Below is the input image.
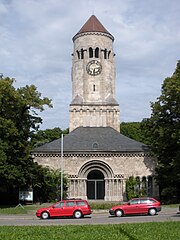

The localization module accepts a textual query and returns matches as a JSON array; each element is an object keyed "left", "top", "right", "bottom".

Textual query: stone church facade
[{"left": 32, "top": 15, "right": 159, "bottom": 201}]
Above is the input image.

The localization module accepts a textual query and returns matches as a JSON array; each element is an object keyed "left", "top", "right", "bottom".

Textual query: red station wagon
[
  {"left": 36, "top": 199, "right": 92, "bottom": 219},
  {"left": 109, "top": 197, "right": 161, "bottom": 217}
]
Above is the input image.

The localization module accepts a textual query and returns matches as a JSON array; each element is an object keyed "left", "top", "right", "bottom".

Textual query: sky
[{"left": 1, "top": 0, "right": 180, "bottom": 130}]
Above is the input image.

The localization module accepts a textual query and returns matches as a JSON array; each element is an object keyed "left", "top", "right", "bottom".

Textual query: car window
[
  {"left": 148, "top": 199, "right": 156, "bottom": 203},
  {"left": 66, "top": 201, "right": 76, "bottom": 207},
  {"left": 54, "top": 202, "right": 64, "bottom": 208},
  {"left": 130, "top": 199, "right": 139, "bottom": 205},
  {"left": 140, "top": 199, "right": 148, "bottom": 204},
  {"left": 76, "top": 201, "right": 86, "bottom": 206}
]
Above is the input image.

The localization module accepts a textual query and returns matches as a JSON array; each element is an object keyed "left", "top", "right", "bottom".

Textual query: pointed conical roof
[
  {"left": 73, "top": 15, "right": 114, "bottom": 41},
  {"left": 78, "top": 15, "right": 110, "bottom": 34}
]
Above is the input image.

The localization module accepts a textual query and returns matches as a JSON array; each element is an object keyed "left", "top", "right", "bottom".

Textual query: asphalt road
[{"left": 0, "top": 208, "right": 179, "bottom": 226}]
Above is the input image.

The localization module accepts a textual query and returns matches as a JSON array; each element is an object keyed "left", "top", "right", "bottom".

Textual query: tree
[
  {"left": 141, "top": 61, "right": 180, "bottom": 202},
  {"left": 126, "top": 176, "right": 147, "bottom": 200},
  {"left": 30, "top": 127, "right": 69, "bottom": 148},
  {"left": 0, "top": 77, "right": 53, "bottom": 203},
  {"left": 120, "top": 122, "right": 148, "bottom": 144},
  {"left": 32, "top": 165, "right": 69, "bottom": 202}
]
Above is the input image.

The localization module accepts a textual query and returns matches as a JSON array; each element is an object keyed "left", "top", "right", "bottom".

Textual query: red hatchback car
[
  {"left": 109, "top": 197, "right": 161, "bottom": 217},
  {"left": 36, "top": 199, "right": 92, "bottom": 219}
]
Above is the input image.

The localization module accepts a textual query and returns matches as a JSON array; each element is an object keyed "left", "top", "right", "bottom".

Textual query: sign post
[{"left": 61, "top": 134, "right": 64, "bottom": 200}]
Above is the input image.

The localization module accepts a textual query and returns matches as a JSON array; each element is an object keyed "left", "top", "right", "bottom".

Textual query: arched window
[
  {"left": 147, "top": 176, "right": 153, "bottom": 196},
  {"left": 93, "top": 84, "right": 96, "bottom": 92},
  {"left": 95, "top": 48, "right": 99, "bottom": 58},
  {"left": 142, "top": 177, "right": 147, "bottom": 195},
  {"left": 76, "top": 50, "right": 80, "bottom": 59},
  {"left": 89, "top": 47, "right": 93, "bottom": 58},
  {"left": 81, "top": 48, "right": 84, "bottom": 59},
  {"left": 104, "top": 49, "right": 107, "bottom": 59},
  {"left": 135, "top": 176, "right": 140, "bottom": 194},
  {"left": 108, "top": 50, "right": 111, "bottom": 59}
]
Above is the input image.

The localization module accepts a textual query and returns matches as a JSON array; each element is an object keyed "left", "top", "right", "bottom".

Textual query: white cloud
[{"left": 0, "top": 0, "right": 180, "bottom": 130}]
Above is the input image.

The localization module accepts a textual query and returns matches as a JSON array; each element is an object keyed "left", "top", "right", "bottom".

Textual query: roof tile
[
  {"left": 32, "top": 127, "right": 149, "bottom": 153},
  {"left": 77, "top": 15, "right": 110, "bottom": 34}
]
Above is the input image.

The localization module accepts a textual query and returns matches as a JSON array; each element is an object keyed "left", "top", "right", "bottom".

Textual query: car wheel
[
  {"left": 41, "top": 211, "right": 50, "bottom": 219},
  {"left": 148, "top": 208, "right": 157, "bottom": 216},
  {"left": 115, "top": 209, "right": 123, "bottom": 217},
  {"left": 74, "top": 210, "right": 82, "bottom": 219}
]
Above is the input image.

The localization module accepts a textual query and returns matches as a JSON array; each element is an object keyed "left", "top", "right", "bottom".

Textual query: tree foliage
[
  {"left": 32, "top": 166, "right": 69, "bottom": 202},
  {"left": 120, "top": 122, "right": 148, "bottom": 144},
  {"left": 126, "top": 176, "right": 147, "bottom": 200},
  {"left": 141, "top": 61, "right": 180, "bottom": 202},
  {"left": 30, "top": 127, "right": 69, "bottom": 148},
  {"left": 126, "top": 176, "right": 138, "bottom": 200},
  {"left": 0, "top": 77, "right": 54, "bottom": 203}
]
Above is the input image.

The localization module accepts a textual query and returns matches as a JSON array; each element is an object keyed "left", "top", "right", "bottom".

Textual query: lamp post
[{"left": 60, "top": 134, "right": 64, "bottom": 200}]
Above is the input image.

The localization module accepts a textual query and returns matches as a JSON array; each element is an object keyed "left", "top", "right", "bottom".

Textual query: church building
[{"left": 32, "top": 15, "right": 158, "bottom": 201}]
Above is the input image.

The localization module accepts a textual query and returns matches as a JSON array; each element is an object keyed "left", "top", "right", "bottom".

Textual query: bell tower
[{"left": 69, "top": 15, "right": 120, "bottom": 132}]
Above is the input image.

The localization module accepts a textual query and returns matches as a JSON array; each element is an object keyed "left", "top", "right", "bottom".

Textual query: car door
[
  {"left": 49, "top": 201, "right": 65, "bottom": 217},
  {"left": 63, "top": 201, "right": 76, "bottom": 216},
  {"left": 139, "top": 199, "right": 149, "bottom": 213},
  {"left": 125, "top": 199, "right": 140, "bottom": 214}
]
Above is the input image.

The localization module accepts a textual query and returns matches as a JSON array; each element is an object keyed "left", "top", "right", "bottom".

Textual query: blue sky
[{"left": 0, "top": 0, "right": 180, "bottom": 130}]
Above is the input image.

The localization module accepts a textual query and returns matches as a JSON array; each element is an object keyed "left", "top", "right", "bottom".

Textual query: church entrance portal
[{"left": 87, "top": 170, "right": 105, "bottom": 200}]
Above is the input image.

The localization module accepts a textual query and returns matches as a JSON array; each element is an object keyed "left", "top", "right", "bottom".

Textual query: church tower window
[
  {"left": 102, "top": 48, "right": 108, "bottom": 59},
  {"left": 93, "top": 84, "right": 96, "bottom": 91},
  {"left": 89, "top": 47, "right": 93, "bottom": 58},
  {"left": 76, "top": 50, "right": 80, "bottom": 59},
  {"left": 81, "top": 48, "right": 84, "bottom": 59},
  {"left": 95, "top": 48, "right": 99, "bottom": 58}
]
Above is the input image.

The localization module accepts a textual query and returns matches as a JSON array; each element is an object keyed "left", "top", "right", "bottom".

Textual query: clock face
[{"left": 86, "top": 60, "right": 102, "bottom": 76}]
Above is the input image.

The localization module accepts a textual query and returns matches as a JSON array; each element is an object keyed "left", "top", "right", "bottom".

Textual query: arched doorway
[{"left": 87, "top": 170, "right": 105, "bottom": 200}]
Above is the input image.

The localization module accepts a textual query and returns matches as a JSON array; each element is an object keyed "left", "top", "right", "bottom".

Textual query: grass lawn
[
  {"left": 0, "top": 222, "right": 179, "bottom": 240},
  {"left": 0, "top": 205, "right": 37, "bottom": 215}
]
